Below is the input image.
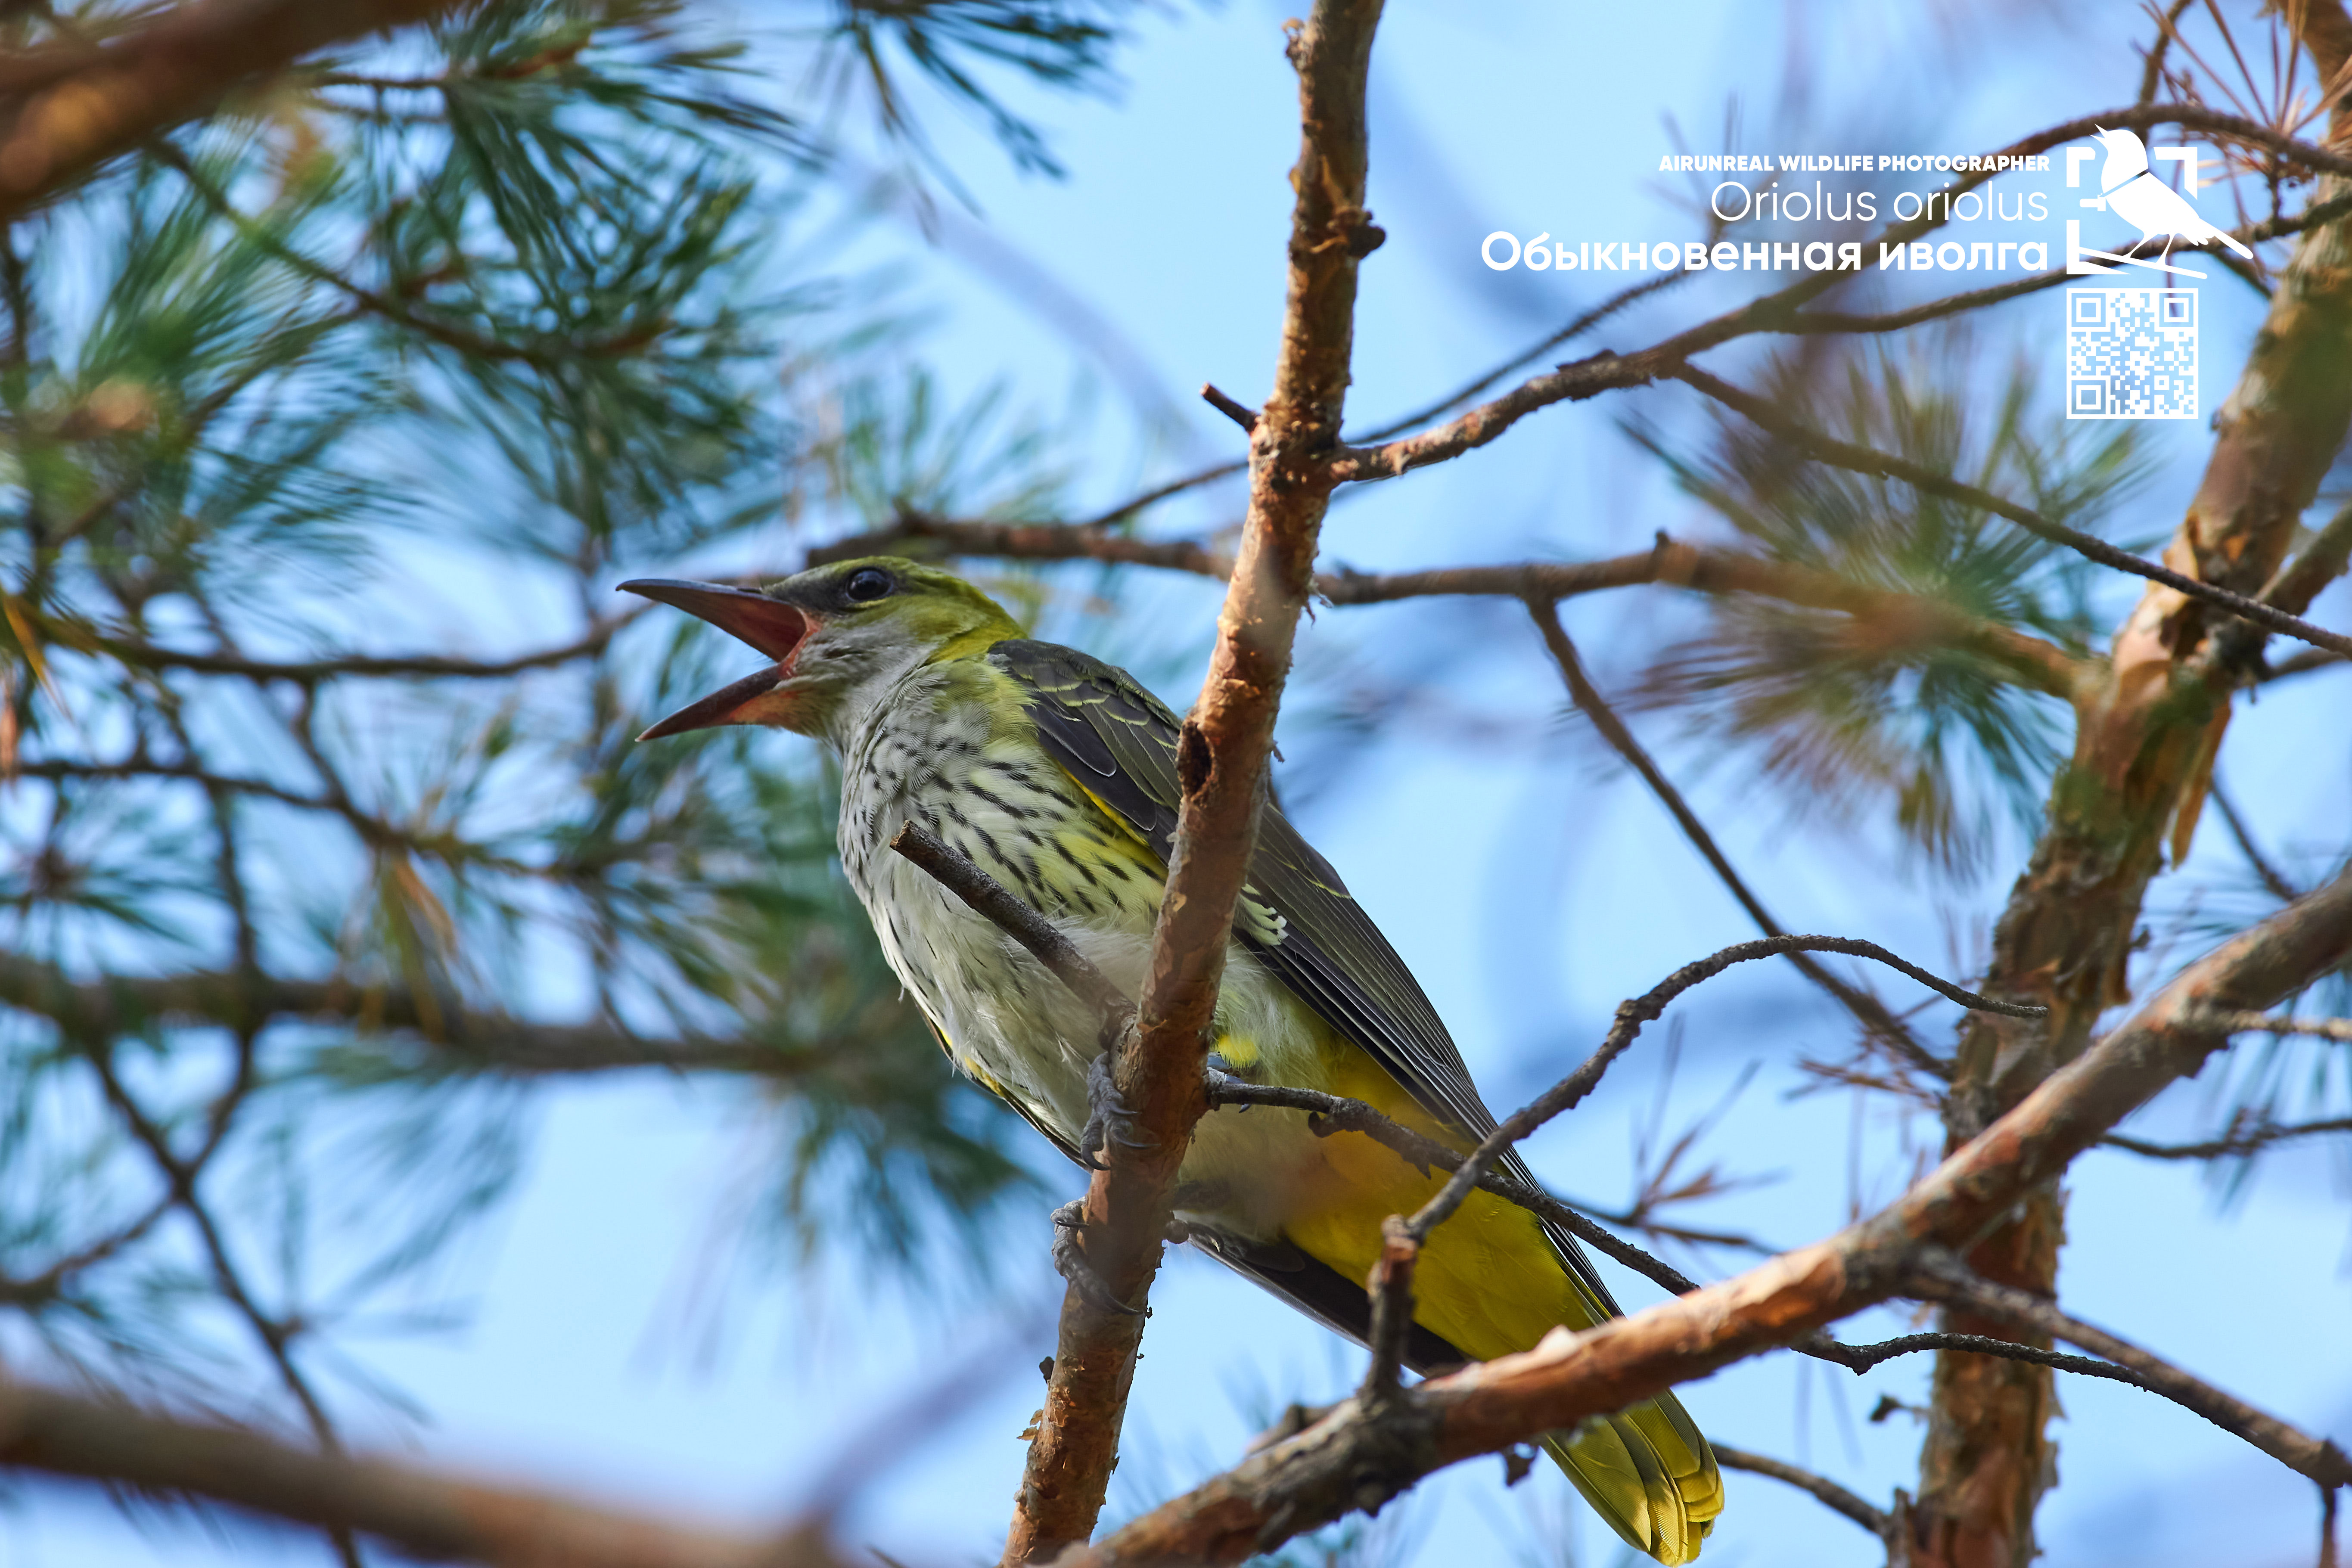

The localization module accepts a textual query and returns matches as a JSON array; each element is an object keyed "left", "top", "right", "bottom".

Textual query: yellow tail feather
[{"left": 1543, "top": 1391, "right": 1721, "bottom": 1566}]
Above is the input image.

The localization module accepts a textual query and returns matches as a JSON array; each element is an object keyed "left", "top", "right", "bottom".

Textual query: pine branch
[
  {"left": 1672, "top": 364, "right": 2352, "bottom": 661},
  {"left": 97, "top": 618, "right": 631, "bottom": 681}
]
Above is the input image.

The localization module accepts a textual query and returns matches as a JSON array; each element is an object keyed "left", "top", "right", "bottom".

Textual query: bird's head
[
  {"left": 2094, "top": 126, "right": 2146, "bottom": 165},
  {"left": 620, "top": 557, "right": 1022, "bottom": 745}
]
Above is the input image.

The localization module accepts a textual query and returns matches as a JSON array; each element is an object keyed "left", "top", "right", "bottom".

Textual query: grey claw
[
  {"left": 1204, "top": 1053, "right": 1257, "bottom": 1111},
  {"left": 1052, "top": 1200, "right": 1145, "bottom": 1316},
  {"left": 1078, "top": 1051, "right": 1151, "bottom": 1168}
]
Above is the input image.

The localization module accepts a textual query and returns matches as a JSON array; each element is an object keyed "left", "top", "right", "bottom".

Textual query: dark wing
[
  {"left": 988, "top": 638, "right": 1625, "bottom": 1320},
  {"left": 1185, "top": 1224, "right": 1469, "bottom": 1375}
]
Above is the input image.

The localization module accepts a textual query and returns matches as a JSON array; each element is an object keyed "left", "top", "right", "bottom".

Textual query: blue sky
[{"left": 11, "top": 3, "right": 2350, "bottom": 1566}]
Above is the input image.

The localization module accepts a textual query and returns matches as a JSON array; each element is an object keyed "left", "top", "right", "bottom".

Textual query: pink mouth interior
[{"left": 620, "top": 583, "right": 812, "bottom": 740}]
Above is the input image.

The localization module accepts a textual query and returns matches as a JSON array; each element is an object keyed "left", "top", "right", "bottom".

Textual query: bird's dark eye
[{"left": 844, "top": 567, "right": 894, "bottom": 603}]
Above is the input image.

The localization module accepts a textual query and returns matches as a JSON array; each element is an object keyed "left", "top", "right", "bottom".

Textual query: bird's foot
[
  {"left": 1051, "top": 1201, "right": 1145, "bottom": 1316},
  {"left": 1078, "top": 1050, "right": 1151, "bottom": 1169}
]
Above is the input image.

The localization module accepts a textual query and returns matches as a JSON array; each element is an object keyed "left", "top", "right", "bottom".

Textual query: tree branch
[
  {"left": 1673, "top": 364, "right": 2352, "bottom": 661},
  {"left": 798, "top": 524, "right": 2086, "bottom": 698},
  {"left": 2210, "top": 782, "right": 2305, "bottom": 902},
  {"left": 1062, "top": 858, "right": 2352, "bottom": 1564},
  {"left": 1402, "top": 936, "right": 2041, "bottom": 1248},
  {"left": 0, "top": 949, "right": 845, "bottom": 1077},
  {"left": 0, "top": 1372, "right": 836, "bottom": 1568},
  {"left": 999, "top": 4, "right": 1387, "bottom": 1559},
  {"left": 1203, "top": 1072, "right": 2144, "bottom": 1386},
  {"left": 0, "top": 0, "right": 459, "bottom": 220},
  {"left": 807, "top": 511, "right": 1233, "bottom": 577},
  {"left": 91, "top": 618, "right": 632, "bottom": 683},
  {"left": 2199, "top": 1010, "right": 2352, "bottom": 1043}
]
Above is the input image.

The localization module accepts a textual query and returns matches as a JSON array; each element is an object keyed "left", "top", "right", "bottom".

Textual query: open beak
[{"left": 619, "top": 578, "right": 812, "bottom": 740}]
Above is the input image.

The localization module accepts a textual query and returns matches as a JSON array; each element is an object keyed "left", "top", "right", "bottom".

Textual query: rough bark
[
  {"left": 994, "top": 2, "right": 1386, "bottom": 1559},
  {"left": 1911, "top": 14, "right": 2352, "bottom": 1565}
]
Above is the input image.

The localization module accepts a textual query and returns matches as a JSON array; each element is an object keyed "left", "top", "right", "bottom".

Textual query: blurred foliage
[
  {"left": 1629, "top": 329, "right": 2153, "bottom": 880},
  {"left": 0, "top": 0, "right": 1144, "bottom": 1459}
]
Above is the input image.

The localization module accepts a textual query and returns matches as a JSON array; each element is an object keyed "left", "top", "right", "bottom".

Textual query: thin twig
[
  {"left": 1077, "top": 459, "right": 1250, "bottom": 530},
  {"left": 1202, "top": 1075, "right": 2135, "bottom": 1382},
  {"left": 1404, "top": 934, "right": 2042, "bottom": 1245},
  {"left": 1347, "top": 270, "right": 1688, "bottom": 444},
  {"left": 1774, "top": 189, "right": 2352, "bottom": 340},
  {"left": 2200, "top": 1009, "right": 2352, "bottom": 1043},
  {"left": 1822, "top": 1331, "right": 2147, "bottom": 1384},
  {"left": 1526, "top": 599, "right": 1955, "bottom": 1079},
  {"left": 1909, "top": 1249, "right": 2352, "bottom": 1490},
  {"left": 889, "top": 822, "right": 1135, "bottom": 1037},
  {"left": 82, "top": 1052, "right": 366, "bottom": 1567},
  {"left": 2211, "top": 782, "right": 2305, "bottom": 901},
  {"left": 2140, "top": 0, "right": 2199, "bottom": 105},
  {"left": 2103, "top": 1115, "right": 2352, "bottom": 1159},
  {"left": 2265, "top": 647, "right": 2350, "bottom": 682},
  {"left": 1710, "top": 1444, "right": 1890, "bottom": 1538},
  {"left": 1359, "top": 1219, "right": 1419, "bottom": 1398},
  {"left": 1199, "top": 383, "right": 1258, "bottom": 433}
]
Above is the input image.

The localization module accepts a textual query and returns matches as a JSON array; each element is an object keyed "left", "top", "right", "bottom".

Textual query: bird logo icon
[{"left": 2080, "top": 127, "right": 2251, "bottom": 263}]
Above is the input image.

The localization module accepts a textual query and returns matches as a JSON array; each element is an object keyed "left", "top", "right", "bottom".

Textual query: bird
[
  {"left": 623, "top": 558, "right": 1723, "bottom": 1563},
  {"left": 2086, "top": 127, "right": 2252, "bottom": 259}
]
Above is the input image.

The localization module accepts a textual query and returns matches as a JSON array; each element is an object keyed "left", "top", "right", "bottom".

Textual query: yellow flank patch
[
  {"left": 1062, "top": 775, "right": 1159, "bottom": 854},
  {"left": 1275, "top": 1040, "right": 1605, "bottom": 1365},
  {"left": 1212, "top": 1035, "right": 1263, "bottom": 1072}
]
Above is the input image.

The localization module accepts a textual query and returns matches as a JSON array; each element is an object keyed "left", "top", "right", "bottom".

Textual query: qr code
[{"left": 2066, "top": 288, "right": 2197, "bottom": 420}]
